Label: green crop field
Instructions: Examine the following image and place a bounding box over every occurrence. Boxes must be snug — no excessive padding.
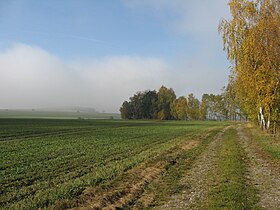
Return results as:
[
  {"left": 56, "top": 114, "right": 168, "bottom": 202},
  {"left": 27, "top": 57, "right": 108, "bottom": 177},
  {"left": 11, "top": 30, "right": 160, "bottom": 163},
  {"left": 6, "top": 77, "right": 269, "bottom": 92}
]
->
[{"left": 0, "top": 119, "right": 230, "bottom": 209}]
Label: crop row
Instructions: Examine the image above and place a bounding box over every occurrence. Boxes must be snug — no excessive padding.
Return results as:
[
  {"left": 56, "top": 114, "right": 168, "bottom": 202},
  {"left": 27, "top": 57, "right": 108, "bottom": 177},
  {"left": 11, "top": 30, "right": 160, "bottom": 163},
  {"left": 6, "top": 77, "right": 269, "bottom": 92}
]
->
[{"left": 0, "top": 119, "right": 228, "bottom": 209}]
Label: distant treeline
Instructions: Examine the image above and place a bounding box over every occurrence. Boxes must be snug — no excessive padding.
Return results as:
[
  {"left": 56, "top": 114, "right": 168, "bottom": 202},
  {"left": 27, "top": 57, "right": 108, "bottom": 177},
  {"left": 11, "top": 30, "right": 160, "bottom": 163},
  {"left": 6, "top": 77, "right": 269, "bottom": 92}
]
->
[{"left": 120, "top": 86, "right": 244, "bottom": 120}]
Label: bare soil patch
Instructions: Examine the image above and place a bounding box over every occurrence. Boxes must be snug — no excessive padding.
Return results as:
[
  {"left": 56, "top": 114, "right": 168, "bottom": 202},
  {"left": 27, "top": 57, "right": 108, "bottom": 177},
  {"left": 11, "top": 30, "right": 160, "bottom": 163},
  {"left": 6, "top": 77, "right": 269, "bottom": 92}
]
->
[
  {"left": 68, "top": 162, "right": 166, "bottom": 210},
  {"left": 51, "top": 138, "right": 202, "bottom": 210},
  {"left": 181, "top": 140, "right": 200, "bottom": 150}
]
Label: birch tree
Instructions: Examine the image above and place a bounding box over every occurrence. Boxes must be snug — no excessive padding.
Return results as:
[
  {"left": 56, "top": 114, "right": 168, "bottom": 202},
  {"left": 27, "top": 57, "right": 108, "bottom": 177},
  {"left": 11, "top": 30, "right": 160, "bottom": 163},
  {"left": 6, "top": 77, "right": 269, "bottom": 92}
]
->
[
  {"left": 171, "top": 96, "right": 188, "bottom": 120},
  {"left": 157, "top": 86, "right": 176, "bottom": 120},
  {"left": 219, "top": 0, "right": 280, "bottom": 131},
  {"left": 187, "top": 93, "right": 200, "bottom": 120}
]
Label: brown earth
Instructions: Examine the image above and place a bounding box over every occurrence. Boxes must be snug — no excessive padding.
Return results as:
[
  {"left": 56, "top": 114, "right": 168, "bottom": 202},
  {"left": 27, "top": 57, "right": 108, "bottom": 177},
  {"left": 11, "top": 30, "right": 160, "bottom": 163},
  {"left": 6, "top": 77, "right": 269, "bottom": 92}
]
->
[{"left": 51, "top": 136, "right": 203, "bottom": 210}]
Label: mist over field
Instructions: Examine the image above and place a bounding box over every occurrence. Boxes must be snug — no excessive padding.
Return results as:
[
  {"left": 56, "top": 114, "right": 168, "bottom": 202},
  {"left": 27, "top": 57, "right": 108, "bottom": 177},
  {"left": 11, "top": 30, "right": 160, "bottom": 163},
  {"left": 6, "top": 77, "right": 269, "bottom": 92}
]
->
[
  {"left": 1, "top": 1, "right": 279, "bottom": 209},
  {"left": 0, "top": 0, "right": 230, "bottom": 113}
]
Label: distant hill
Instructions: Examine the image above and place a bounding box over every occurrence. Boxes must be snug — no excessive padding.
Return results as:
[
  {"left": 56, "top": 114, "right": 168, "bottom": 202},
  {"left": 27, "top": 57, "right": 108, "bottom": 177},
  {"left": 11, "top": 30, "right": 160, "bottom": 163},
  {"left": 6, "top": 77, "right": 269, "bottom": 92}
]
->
[
  {"left": 0, "top": 107, "right": 120, "bottom": 119},
  {"left": 38, "top": 106, "right": 99, "bottom": 113}
]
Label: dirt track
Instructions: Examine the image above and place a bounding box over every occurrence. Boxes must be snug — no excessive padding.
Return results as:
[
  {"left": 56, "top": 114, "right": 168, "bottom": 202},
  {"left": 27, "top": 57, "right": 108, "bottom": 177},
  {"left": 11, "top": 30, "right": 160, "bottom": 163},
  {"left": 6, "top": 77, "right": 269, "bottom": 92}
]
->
[
  {"left": 158, "top": 125, "right": 280, "bottom": 210},
  {"left": 237, "top": 126, "right": 280, "bottom": 209},
  {"left": 157, "top": 127, "right": 228, "bottom": 209},
  {"left": 54, "top": 125, "right": 280, "bottom": 210}
]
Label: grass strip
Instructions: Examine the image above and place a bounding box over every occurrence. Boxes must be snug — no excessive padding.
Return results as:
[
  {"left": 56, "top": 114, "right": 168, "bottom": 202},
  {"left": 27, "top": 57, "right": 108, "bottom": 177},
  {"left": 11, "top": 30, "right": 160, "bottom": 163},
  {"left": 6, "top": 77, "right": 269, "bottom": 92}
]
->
[
  {"left": 244, "top": 124, "right": 280, "bottom": 162},
  {"left": 204, "top": 128, "right": 259, "bottom": 210}
]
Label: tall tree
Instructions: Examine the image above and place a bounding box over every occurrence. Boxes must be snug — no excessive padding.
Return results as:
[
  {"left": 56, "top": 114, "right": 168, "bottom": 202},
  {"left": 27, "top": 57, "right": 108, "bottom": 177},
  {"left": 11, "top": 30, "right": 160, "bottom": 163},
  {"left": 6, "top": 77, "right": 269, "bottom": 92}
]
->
[
  {"left": 219, "top": 0, "right": 280, "bottom": 131},
  {"left": 223, "top": 82, "right": 245, "bottom": 120},
  {"left": 171, "top": 96, "right": 188, "bottom": 120},
  {"left": 142, "top": 90, "right": 158, "bottom": 119},
  {"left": 187, "top": 93, "right": 200, "bottom": 120},
  {"left": 120, "top": 101, "right": 132, "bottom": 119},
  {"left": 200, "top": 94, "right": 209, "bottom": 120},
  {"left": 129, "top": 92, "right": 144, "bottom": 119},
  {"left": 120, "top": 89, "right": 158, "bottom": 120},
  {"left": 157, "top": 86, "right": 176, "bottom": 120}
]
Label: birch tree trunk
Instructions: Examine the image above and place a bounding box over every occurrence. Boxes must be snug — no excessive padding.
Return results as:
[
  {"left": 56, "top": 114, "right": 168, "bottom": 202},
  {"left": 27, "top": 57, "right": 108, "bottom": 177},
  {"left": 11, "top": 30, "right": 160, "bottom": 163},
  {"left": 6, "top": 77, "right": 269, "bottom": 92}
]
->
[{"left": 259, "top": 107, "right": 267, "bottom": 130}]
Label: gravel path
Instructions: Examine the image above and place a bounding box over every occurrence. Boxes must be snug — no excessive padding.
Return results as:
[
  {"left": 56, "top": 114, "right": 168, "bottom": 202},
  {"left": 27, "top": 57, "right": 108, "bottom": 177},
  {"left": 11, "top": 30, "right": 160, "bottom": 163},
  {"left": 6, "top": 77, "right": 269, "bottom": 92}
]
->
[
  {"left": 237, "top": 126, "right": 280, "bottom": 209},
  {"left": 156, "top": 125, "right": 280, "bottom": 210},
  {"left": 157, "top": 127, "right": 228, "bottom": 209}
]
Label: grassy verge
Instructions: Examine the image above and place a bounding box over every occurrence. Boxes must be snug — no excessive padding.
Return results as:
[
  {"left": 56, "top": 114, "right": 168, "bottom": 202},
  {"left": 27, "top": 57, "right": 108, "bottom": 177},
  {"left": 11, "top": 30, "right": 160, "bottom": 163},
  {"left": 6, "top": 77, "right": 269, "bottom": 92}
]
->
[
  {"left": 203, "top": 128, "right": 259, "bottom": 209},
  {"left": 244, "top": 124, "right": 280, "bottom": 162}
]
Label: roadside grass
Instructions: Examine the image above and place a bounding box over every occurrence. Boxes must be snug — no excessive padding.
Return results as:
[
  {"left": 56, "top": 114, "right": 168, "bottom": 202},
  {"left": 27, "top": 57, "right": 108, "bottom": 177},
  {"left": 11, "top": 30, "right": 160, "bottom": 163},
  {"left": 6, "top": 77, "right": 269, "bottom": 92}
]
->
[
  {"left": 0, "top": 119, "right": 229, "bottom": 209},
  {"left": 203, "top": 128, "right": 259, "bottom": 210},
  {"left": 244, "top": 124, "right": 280, "bottom": 162}
]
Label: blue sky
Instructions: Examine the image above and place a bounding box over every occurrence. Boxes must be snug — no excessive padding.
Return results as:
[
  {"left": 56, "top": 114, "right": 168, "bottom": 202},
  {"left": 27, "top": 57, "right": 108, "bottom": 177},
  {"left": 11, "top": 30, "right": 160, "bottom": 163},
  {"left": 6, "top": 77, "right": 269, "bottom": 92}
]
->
[
  {"left": 0, "top": 0, "right": 231, "bottom": 112},
  {"left": 0, "top": 0, "right": 188, "bottom": 59}
]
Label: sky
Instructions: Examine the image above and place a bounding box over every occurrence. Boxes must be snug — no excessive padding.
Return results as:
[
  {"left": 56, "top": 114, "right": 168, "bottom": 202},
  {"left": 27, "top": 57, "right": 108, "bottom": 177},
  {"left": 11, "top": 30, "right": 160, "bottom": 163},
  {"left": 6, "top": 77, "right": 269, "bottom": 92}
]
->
[{"left": 0, "top": 0, "right": 231, "bottom": 113}]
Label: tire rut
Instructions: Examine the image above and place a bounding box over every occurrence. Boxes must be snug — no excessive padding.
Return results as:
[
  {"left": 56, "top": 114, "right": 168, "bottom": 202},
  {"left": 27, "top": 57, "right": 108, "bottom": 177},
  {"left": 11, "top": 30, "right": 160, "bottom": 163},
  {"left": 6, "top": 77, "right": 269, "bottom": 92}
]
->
[
  {"left": 237, "top": 126, "right": 280, "bottom": 209},
  {"left": 157, "top": 127, "right": 229, "bottom": 209}
]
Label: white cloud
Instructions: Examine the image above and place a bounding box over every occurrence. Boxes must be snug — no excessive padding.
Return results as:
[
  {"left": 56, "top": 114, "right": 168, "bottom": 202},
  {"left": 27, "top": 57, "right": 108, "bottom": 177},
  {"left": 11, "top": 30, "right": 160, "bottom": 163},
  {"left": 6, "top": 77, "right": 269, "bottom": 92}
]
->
[
  {"left": 0, "top": 44, "right": 170, "bottom": 112},
  {"left": 0, "top": 43, "right": 229, "bottom": 112},
  {"left": 71, "top": 56, "right": 169, "bottom": 112},
  {"left": 0, "top": 1, "right": 232, "bottom": 113},
  {"left": 0, "top": 44, "right": 79, "bottom": 108}
]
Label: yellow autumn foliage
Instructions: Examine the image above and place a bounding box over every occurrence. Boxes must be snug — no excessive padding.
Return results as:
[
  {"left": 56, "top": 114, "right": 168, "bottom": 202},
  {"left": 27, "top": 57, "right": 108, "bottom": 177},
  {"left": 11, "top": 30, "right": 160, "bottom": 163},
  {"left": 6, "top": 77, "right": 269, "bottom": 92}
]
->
[{"left": 219, "top": 0, "right": 280, "bottom": 131}]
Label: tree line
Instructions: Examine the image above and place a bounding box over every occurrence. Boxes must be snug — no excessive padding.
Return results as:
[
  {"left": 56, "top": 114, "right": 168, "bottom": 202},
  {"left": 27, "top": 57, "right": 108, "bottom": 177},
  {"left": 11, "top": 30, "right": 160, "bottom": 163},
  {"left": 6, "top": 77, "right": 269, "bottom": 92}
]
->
[
  {"left": 120, "top": 86, "right": 244, "bottom": 121},
  {"left": 121, "top": 0, "right": 280, "bottom": 133},
  {"left": 219, "top": 0, "right": 280, "bottom": 133}
]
